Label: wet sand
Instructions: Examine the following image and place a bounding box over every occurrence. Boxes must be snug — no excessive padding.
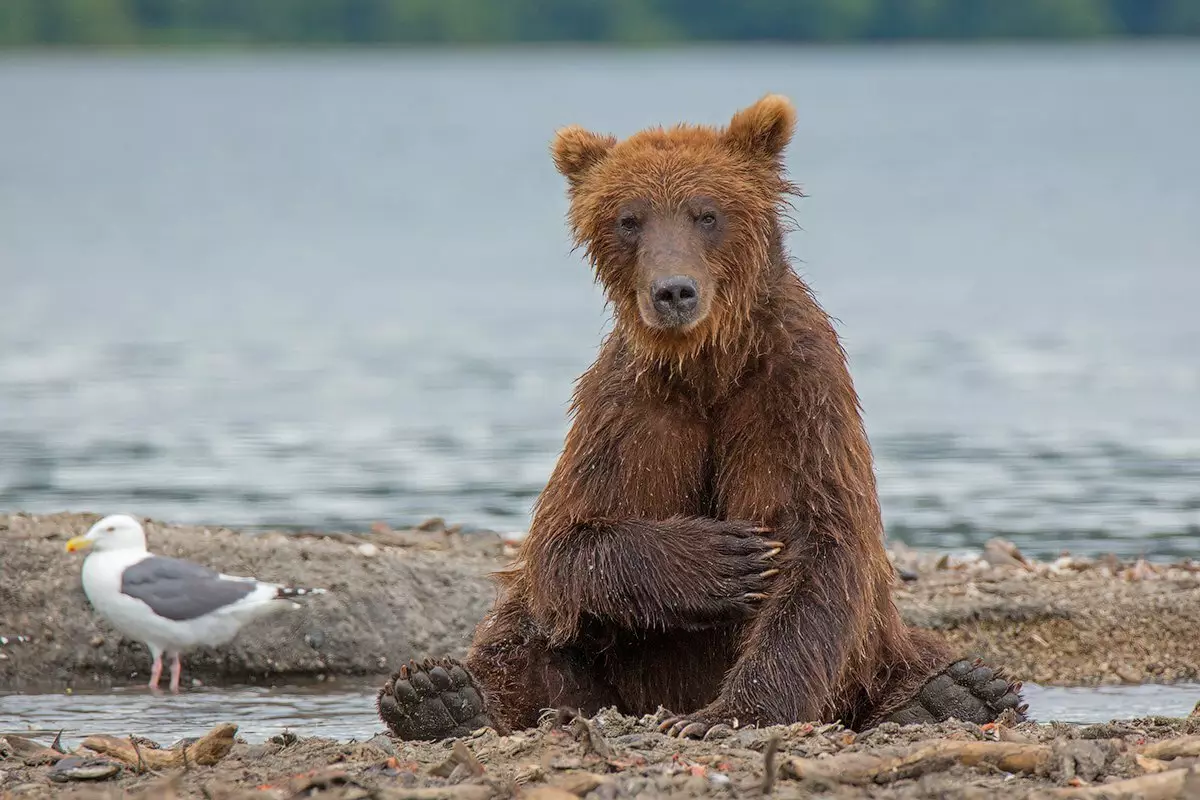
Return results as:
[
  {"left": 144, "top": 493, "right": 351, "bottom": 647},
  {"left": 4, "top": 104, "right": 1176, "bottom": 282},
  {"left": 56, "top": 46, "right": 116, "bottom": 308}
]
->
[{"left": 4, "top": 512, "right": 1200, "bottom": 692}]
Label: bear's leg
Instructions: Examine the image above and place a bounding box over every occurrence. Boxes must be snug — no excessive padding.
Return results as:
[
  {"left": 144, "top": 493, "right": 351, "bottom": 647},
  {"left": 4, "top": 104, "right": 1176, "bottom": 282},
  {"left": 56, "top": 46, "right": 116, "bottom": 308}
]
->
[
  {"left": 868, "top": 630, "right": 1027, "bottom": 727},
  {"left": 376, "top": 604, "right": 619, "bottom": 740}
]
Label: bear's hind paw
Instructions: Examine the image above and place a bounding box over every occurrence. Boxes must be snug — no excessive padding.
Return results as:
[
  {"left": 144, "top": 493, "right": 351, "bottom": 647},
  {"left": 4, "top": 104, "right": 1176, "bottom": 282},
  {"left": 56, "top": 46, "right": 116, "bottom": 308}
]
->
[
  {"left": 376, "top": 657, "right": 493, "bottom": 741},
  {"left": 887, "top": 657, "right": 1026, "bottom": 727}
]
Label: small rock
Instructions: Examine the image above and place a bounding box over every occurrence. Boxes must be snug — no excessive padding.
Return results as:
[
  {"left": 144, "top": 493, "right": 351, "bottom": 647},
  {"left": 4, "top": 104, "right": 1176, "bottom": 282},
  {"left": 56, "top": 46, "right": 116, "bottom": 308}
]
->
[
  {"left": 364, "top": 733, "right": 397, "bottom": 756},
  {"left": 8, "top": 783, "right": 45, "bottom": 795},
  {"left": 269, "top": 731, "right": 299, "bottom": 747},
  {"left": 523, "top": 789, "right": 578, "bottom": 800},
  {"left": 1115, "top": 666, "right": 1142, "bottom": 684},
  {"left": 983, "top": 537, "right": 1029, "bottom": 569},
  {"left": 89, "top": 635, "right": 105, "bottom": 648},
  {"left": 357, "top": 542, "right": 379, "bottom": 557},
  {"left": 416, "top": 517, "right": 445, "bottom": 532},
  {"left": 709, "top": 772, "right": 732, "bottom": 788}
]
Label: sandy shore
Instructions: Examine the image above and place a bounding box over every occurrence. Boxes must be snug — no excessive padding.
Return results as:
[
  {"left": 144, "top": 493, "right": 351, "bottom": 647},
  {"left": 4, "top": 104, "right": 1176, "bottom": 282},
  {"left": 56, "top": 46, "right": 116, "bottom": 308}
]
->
[
  {"left": 4, "top": 512, "right": 1200, "bottom": 692},
  {"left": 5, "top": 709, "right": 1200, "bottom": 798},
  {"left": 6, "top": 512, "right": 1200, "bottom": 798}
]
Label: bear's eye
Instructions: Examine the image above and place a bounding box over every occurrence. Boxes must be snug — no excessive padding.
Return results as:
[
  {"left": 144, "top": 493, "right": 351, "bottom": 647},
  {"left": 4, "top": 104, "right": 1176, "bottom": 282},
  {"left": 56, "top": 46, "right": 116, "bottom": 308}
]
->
[
  {"left": 697, "top": 212, "right": 718, "bottom": 230},
  {"left": 617, "top": 214, "right": 641, "bottom": 235}
]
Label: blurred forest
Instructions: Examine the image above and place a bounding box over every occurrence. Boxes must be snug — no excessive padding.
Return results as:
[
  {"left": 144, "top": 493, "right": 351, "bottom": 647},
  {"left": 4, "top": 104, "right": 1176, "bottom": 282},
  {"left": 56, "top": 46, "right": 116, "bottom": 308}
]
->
[{"left": 2, "top": 0, "right": 1199, "bottom": 46}]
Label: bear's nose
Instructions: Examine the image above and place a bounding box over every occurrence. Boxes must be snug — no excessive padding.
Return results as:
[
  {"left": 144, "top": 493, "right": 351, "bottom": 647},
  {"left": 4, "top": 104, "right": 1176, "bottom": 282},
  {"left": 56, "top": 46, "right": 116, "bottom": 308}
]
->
[{"left": 651, "top": 276, "right": 700, "bottom": 316}]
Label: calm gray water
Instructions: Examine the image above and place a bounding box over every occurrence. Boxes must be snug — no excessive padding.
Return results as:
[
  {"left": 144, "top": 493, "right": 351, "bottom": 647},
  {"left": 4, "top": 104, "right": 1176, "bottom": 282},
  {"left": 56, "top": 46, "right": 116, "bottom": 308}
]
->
[
  {"left": 1, "top": 46, "right": 1198, "bottom": 559},
  {"left": 2, "top": 682, "right": 1197, "bottom": 746}
]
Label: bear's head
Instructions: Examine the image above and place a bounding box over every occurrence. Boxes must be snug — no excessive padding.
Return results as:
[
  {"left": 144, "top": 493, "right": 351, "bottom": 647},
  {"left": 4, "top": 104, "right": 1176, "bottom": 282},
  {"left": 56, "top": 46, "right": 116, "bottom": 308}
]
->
[{"left": 552, "top": 94, "right": 799, "bottom": 363}]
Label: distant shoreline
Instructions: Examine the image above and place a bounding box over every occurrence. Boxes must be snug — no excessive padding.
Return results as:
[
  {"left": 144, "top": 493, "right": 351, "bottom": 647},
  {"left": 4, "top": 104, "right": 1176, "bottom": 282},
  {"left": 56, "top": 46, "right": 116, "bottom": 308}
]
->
[{"left": 2, "top": 39, "right": 1198, "bottom": 54}]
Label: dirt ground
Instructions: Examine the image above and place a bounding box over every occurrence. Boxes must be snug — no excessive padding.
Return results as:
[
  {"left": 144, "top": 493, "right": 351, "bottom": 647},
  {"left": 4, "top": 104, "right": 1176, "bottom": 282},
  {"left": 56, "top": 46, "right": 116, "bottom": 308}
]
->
[
  {"left": 5, "top": 512, "right": 1200, "bottom": 798},
  {"left": 4, "top": 512, "right": 1200, "bottom": 692},
  {"left": 4, "top": 708, "right": 1200, "bottom": 799}
]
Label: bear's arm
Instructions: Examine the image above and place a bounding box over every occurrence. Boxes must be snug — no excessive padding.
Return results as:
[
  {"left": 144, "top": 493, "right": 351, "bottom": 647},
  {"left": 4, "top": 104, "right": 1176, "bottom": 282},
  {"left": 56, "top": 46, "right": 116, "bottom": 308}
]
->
[
  {"left": 520, "top": 369, "right": 780, "bottom": 644},
  {"left": 706, "top": 344, "right": 894, "bottom": 724}
]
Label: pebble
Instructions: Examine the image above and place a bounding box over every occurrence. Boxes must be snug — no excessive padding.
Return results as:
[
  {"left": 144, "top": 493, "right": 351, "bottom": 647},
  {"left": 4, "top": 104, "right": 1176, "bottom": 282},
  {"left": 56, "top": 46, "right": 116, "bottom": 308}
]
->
[
  {"left": 357, "top": 542, "right": 380, "bottom": 557},
  {"left": 364, "top": 733, "right": 397, "bottom": 756},
  {"left": 89, "top": 635, "right": 105, "bottom": 648}
]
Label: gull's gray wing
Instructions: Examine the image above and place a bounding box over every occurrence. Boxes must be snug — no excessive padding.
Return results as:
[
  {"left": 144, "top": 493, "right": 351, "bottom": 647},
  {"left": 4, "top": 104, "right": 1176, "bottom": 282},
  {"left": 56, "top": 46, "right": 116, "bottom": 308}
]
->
[{"left": 119, "top": 556, "right": 258, "bottom": 621}]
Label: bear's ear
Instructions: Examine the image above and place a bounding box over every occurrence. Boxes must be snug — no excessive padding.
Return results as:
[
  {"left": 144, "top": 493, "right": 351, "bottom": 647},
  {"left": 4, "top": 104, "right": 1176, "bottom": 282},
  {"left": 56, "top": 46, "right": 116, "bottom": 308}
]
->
[
  {"left": 723, "top": 94, "right": 796, "bottom": 165},
  {"left": 551, "top": 125, "right": 617, "bottom": 187}
]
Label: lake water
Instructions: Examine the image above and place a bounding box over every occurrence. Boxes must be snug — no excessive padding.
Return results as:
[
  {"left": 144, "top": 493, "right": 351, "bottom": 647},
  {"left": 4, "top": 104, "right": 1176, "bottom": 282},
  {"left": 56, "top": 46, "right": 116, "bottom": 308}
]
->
[
  {"left": 3, "top": 682, "right": 1197, "bottom": 746},
  {"left": 1, "top": 45, "right": 1197, "bottom": 559}
]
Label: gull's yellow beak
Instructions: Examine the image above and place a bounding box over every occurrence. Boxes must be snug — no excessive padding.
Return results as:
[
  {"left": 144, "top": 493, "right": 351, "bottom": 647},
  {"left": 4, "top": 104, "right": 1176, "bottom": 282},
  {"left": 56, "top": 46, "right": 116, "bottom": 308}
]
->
[{"left": 65, "top": 536, "right": 92, "bottom": 553}]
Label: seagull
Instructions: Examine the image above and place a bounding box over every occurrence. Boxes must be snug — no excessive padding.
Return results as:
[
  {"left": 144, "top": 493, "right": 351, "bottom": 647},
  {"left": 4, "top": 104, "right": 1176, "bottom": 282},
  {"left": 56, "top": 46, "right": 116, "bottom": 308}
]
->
[{"left": 65, "top": 514, "right": 326, "bottom": 694}]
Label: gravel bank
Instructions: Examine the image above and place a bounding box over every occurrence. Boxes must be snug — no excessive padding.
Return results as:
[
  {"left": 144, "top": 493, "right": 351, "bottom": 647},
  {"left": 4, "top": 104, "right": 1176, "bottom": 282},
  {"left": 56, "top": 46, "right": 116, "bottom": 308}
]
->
[{"left": 3, "top": 512, "right": 1200, "bottom": 692}]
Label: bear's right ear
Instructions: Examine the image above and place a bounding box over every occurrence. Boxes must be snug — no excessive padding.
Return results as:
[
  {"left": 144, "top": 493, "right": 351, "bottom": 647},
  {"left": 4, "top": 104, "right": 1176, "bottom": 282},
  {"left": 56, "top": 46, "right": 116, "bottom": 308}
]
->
[
  {"left": 723, "top": 94, "right": 796, "bottom": 167},
  {"left": 551, "top": 125, "right": 617, "bottom": 188}
]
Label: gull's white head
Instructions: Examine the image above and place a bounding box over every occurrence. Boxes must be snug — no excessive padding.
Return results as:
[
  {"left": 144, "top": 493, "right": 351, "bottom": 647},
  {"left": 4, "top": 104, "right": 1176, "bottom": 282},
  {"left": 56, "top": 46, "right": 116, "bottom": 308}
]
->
[{"left": 66, "top": 514, "right": 148, "bottom": 554}]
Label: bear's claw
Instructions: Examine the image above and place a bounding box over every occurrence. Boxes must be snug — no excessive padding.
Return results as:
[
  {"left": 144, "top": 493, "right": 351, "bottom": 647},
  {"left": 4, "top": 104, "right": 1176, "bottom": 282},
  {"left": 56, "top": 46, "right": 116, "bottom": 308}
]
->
[
  {"left": 886, "top": 657, "right": 1026, "bottom": 726},
  {"left": 658, "top": 714, "right": 736, "bottom": 741},
  {"left": 376, "top": 657, "right": 493, "bottom": 741}
]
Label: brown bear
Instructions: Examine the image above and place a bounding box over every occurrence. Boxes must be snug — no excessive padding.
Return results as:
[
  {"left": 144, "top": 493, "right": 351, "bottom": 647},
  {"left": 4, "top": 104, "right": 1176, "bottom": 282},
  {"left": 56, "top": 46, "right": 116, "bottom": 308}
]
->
[{"left": 377, "top": 95, "right": 1025, "bottom": 741}]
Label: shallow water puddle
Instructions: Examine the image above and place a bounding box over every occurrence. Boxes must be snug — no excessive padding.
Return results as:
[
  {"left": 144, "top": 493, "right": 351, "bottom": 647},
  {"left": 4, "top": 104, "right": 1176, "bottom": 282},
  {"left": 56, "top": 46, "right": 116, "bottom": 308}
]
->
[{"left": 1, "top": 682, "right": 1197, "bottom": 746}]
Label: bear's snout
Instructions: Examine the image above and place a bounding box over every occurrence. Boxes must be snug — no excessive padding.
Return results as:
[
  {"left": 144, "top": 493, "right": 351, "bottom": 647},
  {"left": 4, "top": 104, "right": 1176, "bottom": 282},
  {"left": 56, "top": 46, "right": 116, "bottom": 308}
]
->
[{"left": 650, "top": 275, "right": 700, "bottom": 326}]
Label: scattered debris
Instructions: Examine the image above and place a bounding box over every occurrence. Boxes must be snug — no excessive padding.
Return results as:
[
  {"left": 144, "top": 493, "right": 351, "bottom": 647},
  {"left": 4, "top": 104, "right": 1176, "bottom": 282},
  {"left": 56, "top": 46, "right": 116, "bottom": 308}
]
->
[
  {"left": 82, "top": 722, "right": 238, "bottom": 768},
  {"left": 557, "top": 706, "right": 613, "bottom": 759},
  {"left": 48, "top": 755, "right": 122, "bottom": 783},
  {"left": 430, "top": 740, "right": 486, "bottom": 782},
  {"left": 7, "top": 713, "right": 1200, "bottom": 798},
  {"left": 0, "top": 733, "right": 64, "bottom": 765},
  {"left": 760, "top": 732, "right": 781, "bottom": 795}
]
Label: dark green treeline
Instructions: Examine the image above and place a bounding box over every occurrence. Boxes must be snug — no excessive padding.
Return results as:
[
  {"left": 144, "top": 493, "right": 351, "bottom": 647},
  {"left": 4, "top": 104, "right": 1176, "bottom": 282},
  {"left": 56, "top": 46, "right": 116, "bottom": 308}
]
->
[{"left": 2, "top": 0, "right": 1198, "bottom": 46}]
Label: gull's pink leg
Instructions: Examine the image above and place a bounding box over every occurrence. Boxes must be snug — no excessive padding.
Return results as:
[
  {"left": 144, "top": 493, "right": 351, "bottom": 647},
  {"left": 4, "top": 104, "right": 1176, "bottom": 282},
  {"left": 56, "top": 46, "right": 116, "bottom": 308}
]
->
[
  {"left": 169, "top": 653, "right": 182, "bottom": 694},
  {"left": 148, "top": 653, "right": 163, "bottom": 692}
]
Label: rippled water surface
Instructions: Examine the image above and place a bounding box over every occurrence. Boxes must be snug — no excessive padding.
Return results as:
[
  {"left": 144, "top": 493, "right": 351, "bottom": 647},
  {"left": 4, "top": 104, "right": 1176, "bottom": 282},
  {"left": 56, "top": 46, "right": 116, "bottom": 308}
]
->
[
  {"left": 1, "top": 46, "right": 1198, "bottom": 558},
  {"left": 3, "top": 682, "right": 1198, "bottom": 746}
]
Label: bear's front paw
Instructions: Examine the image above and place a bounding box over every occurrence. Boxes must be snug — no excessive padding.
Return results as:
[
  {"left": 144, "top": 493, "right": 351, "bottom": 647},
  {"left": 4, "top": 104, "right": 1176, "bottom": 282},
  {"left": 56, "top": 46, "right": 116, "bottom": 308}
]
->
[{"left": 709, "top": 522, "right": 784, "bottom": 618}]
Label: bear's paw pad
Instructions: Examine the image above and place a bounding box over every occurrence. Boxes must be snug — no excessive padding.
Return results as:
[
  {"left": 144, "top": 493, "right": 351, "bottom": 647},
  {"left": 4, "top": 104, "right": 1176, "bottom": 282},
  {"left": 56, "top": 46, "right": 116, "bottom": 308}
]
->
[
  {"left": 887, "top": 657, "right": 1026, "bottom": 726},
  {"left": 376, "top": 657, "right": 492, "bottom": 741}
]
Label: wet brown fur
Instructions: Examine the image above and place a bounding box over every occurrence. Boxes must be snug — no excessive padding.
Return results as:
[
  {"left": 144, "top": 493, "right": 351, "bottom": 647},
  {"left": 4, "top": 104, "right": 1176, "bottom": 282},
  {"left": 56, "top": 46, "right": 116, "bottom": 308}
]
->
[{"left": 463, "top": 95, "right": 954, "bottom": 732}]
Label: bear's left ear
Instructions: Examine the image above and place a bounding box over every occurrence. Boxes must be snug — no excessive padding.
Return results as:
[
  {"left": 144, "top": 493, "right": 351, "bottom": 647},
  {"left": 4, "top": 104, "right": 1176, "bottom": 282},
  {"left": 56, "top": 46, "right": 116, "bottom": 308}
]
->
[
  {"left": 551, "top": 125, "right": 617, "bottom": 188},
  {"left": 723, "top": 94, "right": 796, "bottom": 166}
]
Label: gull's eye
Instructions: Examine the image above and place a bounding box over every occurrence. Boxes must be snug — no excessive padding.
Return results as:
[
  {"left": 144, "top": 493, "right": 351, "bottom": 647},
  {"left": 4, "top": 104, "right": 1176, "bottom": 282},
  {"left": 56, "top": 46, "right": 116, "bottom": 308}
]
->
[{"left": 106, "top": 526, "right": 115, "bottom": 533}]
